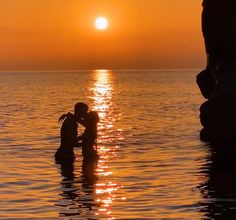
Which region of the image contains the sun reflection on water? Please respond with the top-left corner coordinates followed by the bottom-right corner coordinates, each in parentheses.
top-left (55, 69), bottom-right (123, 219)
top-left (90, 69), bottom-right (113, 123)
top-left (89, 69), bottom-right (121, 219)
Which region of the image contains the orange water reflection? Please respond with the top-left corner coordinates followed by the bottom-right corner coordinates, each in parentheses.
top-left (90, 69), bottom-right (113, 127)
top-left (89, 69), bottom-right (121, 219)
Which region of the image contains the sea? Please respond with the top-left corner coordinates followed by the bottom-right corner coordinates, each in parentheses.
top-left (0, 69), bottom-right (235, 219)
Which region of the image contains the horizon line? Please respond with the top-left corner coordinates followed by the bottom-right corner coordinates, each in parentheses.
top-left (0, 68), bottom-right (203, 73)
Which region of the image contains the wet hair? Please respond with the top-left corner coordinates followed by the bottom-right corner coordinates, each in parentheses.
top-left (74, 102), bottom-right (89, 114)
top-left (86, 111), bottom-right (100, 124)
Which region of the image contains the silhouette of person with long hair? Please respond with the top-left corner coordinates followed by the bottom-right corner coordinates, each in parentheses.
top-left (78, 111), bottom-right (100, 161)
top-left (55, 103), bottom-right (101, 217)
top-left (55, 102), bottom-right (89, 162)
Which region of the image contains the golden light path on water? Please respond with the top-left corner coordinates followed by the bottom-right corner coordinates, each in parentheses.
top-left (0, 70), bottom-right (213, 219)
top-left (89, 70), bottom-right (124, 219)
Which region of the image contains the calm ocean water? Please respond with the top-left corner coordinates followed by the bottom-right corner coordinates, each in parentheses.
top-left (0, 69), bottom-right (235, 219)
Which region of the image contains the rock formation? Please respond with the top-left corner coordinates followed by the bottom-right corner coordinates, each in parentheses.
top-left (197, 0), bottom-right (236, 141)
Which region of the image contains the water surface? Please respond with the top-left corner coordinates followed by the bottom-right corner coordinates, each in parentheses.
top-left (1, 70), bottom-right (233, 219)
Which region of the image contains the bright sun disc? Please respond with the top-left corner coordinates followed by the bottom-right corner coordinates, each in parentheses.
top-left (95, 17), bottom-right (108, 30)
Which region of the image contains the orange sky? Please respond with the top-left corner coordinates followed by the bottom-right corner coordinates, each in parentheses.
top-left (0, 0), bottom-right (205, 70)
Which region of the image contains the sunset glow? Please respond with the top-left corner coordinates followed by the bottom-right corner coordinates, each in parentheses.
top-left (0, 0), bottom-right (203, 70)
top-left (95, 17), bottom-right (108, 30)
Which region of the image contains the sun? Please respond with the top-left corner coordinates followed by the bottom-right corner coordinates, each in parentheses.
top-left (95, 17), bottom-right (108, 30)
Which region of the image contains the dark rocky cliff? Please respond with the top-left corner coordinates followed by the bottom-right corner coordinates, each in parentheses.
top-left (197, 0), bottom-right (236, 141)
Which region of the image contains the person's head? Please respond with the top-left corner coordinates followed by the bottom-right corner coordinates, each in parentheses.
top-left (85, 111), bottom-right (100, 125)
top-left (74, 102), bottom-right (89, 120)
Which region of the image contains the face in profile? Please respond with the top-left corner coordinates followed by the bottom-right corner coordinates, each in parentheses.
top-left (74, 102), bottom-right (89, 120)
top-left (76, 109), bottom-right (88, 119)
top-left (88, 111), bottom-right (99, 124)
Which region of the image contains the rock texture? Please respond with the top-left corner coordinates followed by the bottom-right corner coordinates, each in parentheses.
top-left (197, 0), bottom-right (236, 141)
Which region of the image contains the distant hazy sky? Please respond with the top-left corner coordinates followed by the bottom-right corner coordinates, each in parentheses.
top-left (0, 0), bottom-right (205, 70)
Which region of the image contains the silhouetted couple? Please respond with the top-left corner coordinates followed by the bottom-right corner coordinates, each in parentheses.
top-left (55, 102), bottom-right (99, 163)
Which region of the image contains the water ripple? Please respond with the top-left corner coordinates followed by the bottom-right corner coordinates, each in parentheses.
top-left (0, 70), bottom-right (215, 219)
